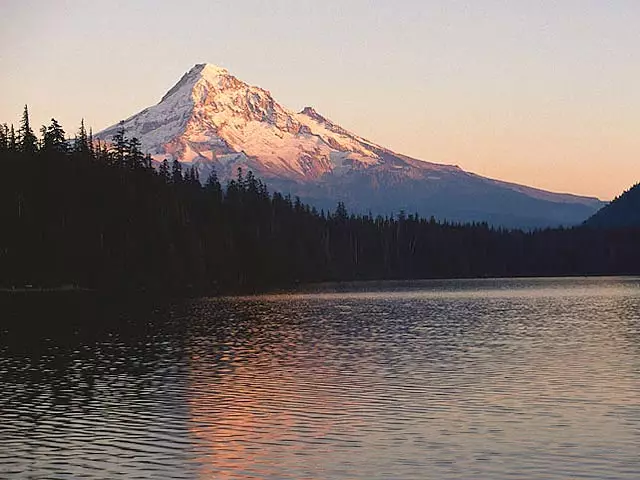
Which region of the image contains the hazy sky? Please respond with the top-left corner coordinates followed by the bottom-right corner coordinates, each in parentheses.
top-left (2, 0), bottom-right (639, 199)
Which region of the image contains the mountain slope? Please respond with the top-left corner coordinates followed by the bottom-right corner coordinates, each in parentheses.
top-left (96, 63), bottom-right (603, 228)
top-left (585, 183), bottom-right (640, 228)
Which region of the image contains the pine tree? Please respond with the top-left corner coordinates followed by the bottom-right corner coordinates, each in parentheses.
top-left (185, 165), bottom-right (200, 186)
top-left (8, 125), bottom-right (17, 152)
top-left (74, 119), bottom-right (89, 154)
top-left (204, 168), bottom-right (222, 204)
top-left (18, 105), bottom-right (38, 154)
top-left (335, 201), bottom-right (348, 221)
top-left (39, 125), bottom-right (47, 150)
top-left (43, 118), bottom-right (67, 154)
top-left (159, 159), bottom-right (170, 182)
top-left (236, 167), bottom-right (244, 188)
top-left (88, 128), bottom-right (94, 157)
top-left (110, 122), bottom-right (128, 166)
top-left (171, 159), bottom-right (183, 184)
top-left (1, 123), bottom-right (10, 152)
top-left (128, 137), bottom-right (144, 169)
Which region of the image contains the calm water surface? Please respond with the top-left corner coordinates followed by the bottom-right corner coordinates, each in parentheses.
top-left (1, 277), bottom-right (639, 479)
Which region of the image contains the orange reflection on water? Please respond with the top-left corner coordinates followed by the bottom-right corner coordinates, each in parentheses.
top-left (185, 338), bottom-right (354, 479)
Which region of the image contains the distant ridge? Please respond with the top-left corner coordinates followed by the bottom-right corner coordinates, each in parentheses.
top-left (96, 63), bottom-right (603, 228)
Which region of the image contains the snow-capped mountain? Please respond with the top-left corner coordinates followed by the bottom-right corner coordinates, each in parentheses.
top-left (97, 63), bottom-right (603, 228)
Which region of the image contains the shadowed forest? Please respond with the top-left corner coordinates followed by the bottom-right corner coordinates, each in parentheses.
top-left (2, 108), bottom-right (639, 294)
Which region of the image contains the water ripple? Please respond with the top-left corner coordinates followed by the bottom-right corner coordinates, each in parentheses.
top-left (1, 277), bottom-right (639, 479)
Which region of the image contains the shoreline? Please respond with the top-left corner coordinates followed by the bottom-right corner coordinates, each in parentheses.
top-left (1, 273), bottom-right (638, 299)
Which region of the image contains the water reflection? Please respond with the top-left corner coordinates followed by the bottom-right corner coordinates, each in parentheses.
top-left (0, 296), bottom-right (197, 479)
top-left (0, 278), bottom-right (639, 479)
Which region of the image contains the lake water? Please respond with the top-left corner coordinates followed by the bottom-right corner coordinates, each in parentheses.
top-left (1, 277), bottom-right (639, 479)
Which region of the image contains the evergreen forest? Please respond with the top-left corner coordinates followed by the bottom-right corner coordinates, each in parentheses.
top-left (585, 182), bottom-right (640, 229)
top-left (2, 107), bottom-right (639, 294)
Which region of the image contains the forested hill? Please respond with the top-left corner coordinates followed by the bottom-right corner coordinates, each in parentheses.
top-left (585, 183), bottom-right (640, 228)
top-left (1, 109), bottom-right (639, 294)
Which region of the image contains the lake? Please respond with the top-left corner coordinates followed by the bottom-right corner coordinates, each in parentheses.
top-left (1, 277), bottom-right (639, 479)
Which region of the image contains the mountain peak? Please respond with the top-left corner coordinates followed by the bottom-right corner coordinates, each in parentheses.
top-left (96, 63), bottom-right (603, 228)
top-left (194, 63), bottom-right (230, 79)
top-left (160, 63), bottom-right (232, 102)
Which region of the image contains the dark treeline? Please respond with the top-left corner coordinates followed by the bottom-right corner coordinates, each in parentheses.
top-left (585, 182), bottom-right (640, 228)
top-left (1, 108), bottom-right (639, 294)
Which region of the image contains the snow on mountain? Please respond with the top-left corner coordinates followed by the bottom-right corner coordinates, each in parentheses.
top-left (96, 63), bottom-right (604, 228)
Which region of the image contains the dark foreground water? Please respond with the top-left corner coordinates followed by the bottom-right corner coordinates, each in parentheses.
top-left (1, 277), bottom-right (639, 479)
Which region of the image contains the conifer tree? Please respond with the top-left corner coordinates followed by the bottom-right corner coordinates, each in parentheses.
top-left (159, 159), bottom-right (170, 182)
top-left (1, 123), bottom-right (9, 152)
top-left (205, 169), bottom-right (222, 203)
top-left (128, 137), bottom-right (144, 169)
top-left (186, 165), bottom-right (200, 186)
top-left (43, 118), bottom-right (67, 154)
top-left (335, 201), bottom-right (348, 221)
top-left (110, 122), bottom-right (128, 166)
top-left (8, 125), bottom-right (17, 152)
top-left (236, 167), bottom-right (244, 188)
top-left (88, 128), bottom-right (94, 157)
top-left (18, 105), bottom-right (38, 154)
top-left (39, 125), bottom-right (47, 149)
top-left (171, 159), bottom-right (183, 183)
top-left (74, 119), bottom-right (90, 154)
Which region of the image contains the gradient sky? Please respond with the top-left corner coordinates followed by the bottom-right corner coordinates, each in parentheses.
top-left (2, 0), bottom-right (639, 199)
